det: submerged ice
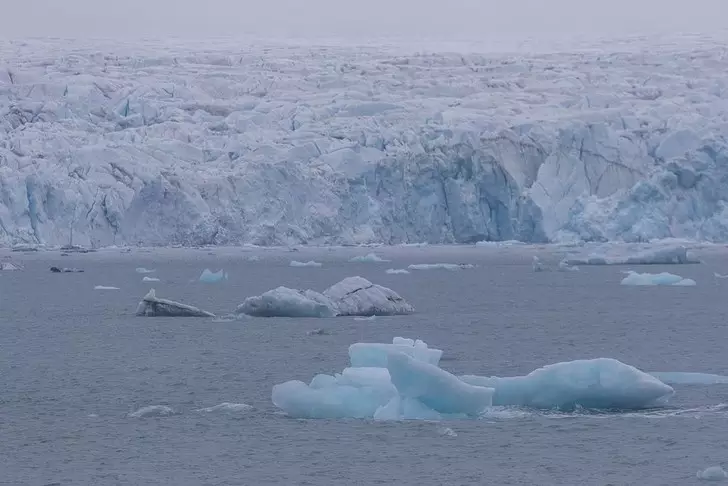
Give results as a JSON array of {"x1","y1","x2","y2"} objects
[{"x1": 272, "y1": 337, "x2": 675, "y2": 420}]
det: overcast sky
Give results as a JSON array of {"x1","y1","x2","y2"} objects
[{"x1": 2, "y1": 0, "x2": 727, "y2": 41}]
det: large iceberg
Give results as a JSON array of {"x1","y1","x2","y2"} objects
[
  {"x1": 3, "y1": 37, "x2": 728, "y2": 247},
  {"x1": 562, "y1": 245, "x2": 699, "y2": 266},
  {"x1": 136, "y1": 289, "x2": 215, "y2": 317},
  {"x1": 237, "y1": 276, "x2": 414, "y2": 318},
  {"x1": 271, "y1": 337, "x2": 675, "y2": 419}
]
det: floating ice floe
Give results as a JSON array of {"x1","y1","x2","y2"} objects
[
  {"x1": 94, "y1": 285, "x2": 120, "y2": 290},
  {"x1": 408, "y1": 263, "x2": 475, "y2": 271},
  {"x1": 136, "y1": 289, "x2": 215, "y2": 317},
  {"x1": 714, "y1": 272, "x2": 728, "y2": 279},
  {"x1": 236, "y1": 276, "x2": 414, "y2": 318},
  {"x1": 350, "y1": 253, "x2": 389, "y2": 263},
  {"x1": 620, "y1": 271, "x2": 696, "y2": 286},
  {"x1": 50, "y1": 266, "x2": 83, "y2": 273},
  {"x1": 1, "y1": 262, "x2": 23, "y2": 271},
  {"x1": 532, "y1": 256, "x2": 545, "y2": 272},
  {"x1": 697, "y1": 466, "x2": 728, "y2": 481},
  {"x1": 199, "y1": 268, "x2": 228, "y2": 283},
  {"x1": 135, "y1": 267, "x2": 156, "y2": 274},
  {"x1": 128, "y1": 405, "x2": 176, "y2": 418},
  {"x1": 558, "y1": 260, "x2": 579, "y2": 272},
  {"x1": 194, "y1": 403, "x2": 253, "y2": 413},
  {"x1": 562, "y1": 246, "x2": 698, "y2": 266},
  {"x1": 142, "y1": 276, "x2": 160, "y2": 282},
  {"x1": 271, "y1": 337, "x2": 675, "y2": 420},
  {"x1": 290, "y1": 260, "x2": 323, "y2": 268},
  {"x1": 385, "y1": 268, "x2": 410, "y2": 274}
]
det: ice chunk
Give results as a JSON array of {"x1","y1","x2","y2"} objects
[
  {"x1": 323, "y1": 276, "x2": 414, "y2": 316},
  {"x1": 349, "y1": 337, "x2": 443, "y2": 368},
  {"x1": 142, "y1": 276, "x2": 160, "y2": 282},
  {"x1": 558, "y1": 260, "x2": 579, "y2": 272},
  {"x1": 290, "y1": 260, "x2": 323, "y2": 268},
  {"x1": 136, "y1": 289, "x2": 215, "y2": 317},
  {"x1": 386, "y1": 352, "x2": 493, "y2": 416},
  {"x1": 408, "y1": 263, "x2": 475, "y2": 271},
  {"x1": 620, "y1": 271, "x2": 696, "y2": 286},
  {"x1": 50, "y1": 266, "x2": 83, "y2": 273},
  {"x1": 563, "y1": 246, "x2": 698, "y2": 266},
  {"x1": 697, "y1": 467, "x2": 728, "y2": 481},
  {"x1": 128, "y1": 405, "x2": 176, "y2": 418},
  {"x1": 714, "y1": 272, "x2": 728, "y2": 279},
  {"x1": 649, "y1": 372, "x2": 728, "y2": 385},
  {"x1": 1, "y1": 262, "x2": 23, "y2": 271},
  {"x1": 460, "y1": 358, "x2": 674, "y2": 410},
  {"x1": 532, "y1": 256, "x2": 545, "y2": 272},
  {"x1": 349, "y1": 253, "x2": 389, "y2": 263},
  {"x1": 199, "y1": 269, "x2": 228, "y2": 283},
  {"x1": 385, "y1": 268, "x2": 410, "y2": 274},
  {"x1": 195, "y1": 403, "x2": 253, "y2": 413},
  {"x1": 236, "y1": 286, "x2": 337, "y2": 318},
  {"x1": 94, "y1": 285, "x2": 120, "y2": 290},
  {"x1": 136, "y1": 267, "x2": 156, "y2": 274}
]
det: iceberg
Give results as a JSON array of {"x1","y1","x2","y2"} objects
[
  {"x1": 236, "y1": 287, "x2": 337, "y2": 318},
  {"x1": 408, "y1": 263, "x2": 475, "y2": 271},
  {"x1": 1, "y1": 262, "x2": 23, "y2": 270},
  {"x1": 697, "y1": 467, "x2": 728, "y2": 481},
  {"x1": 385, "y1": 268, "x2": 410, "y2": 274},
  {"x1": 322, "y1": 276, "x2": 414, "y2": 316},
  {"x1": 199, "y1": 269, "x2": 227, "y2": 283},
  {"x1": 290, "y1": 260, "x2": 322, "y2": 268},
  {"x1": 620, "y1": 271, "x2": 696, "y2": 286},
  {"x1": 142, "y1": 276, "x2": 160, "y2": 282},
  {"x1": 349, "y1": 253, "x2": 389, "y2": 263},
  {"x1": 272, "y1": 337, "x2": 675, "y2": 419},
  {"x1": 136, "y1": 289, "x2": 215, "y2": 317},
  {"x1": 237, "y1": 277, "x2": 414, "y2": 317},
  {"x1": 94, "y1": 285, "x2": 120, "y2": 290},
  {"x1": 135, "y1": 267, "x2": 156, "y2": 274},
  {"x1": 562, "y1": 246, "x2": 698, "y2": 266}
]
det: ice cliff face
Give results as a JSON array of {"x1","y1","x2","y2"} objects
[{"x1": 1, "y1": 35, "x2": 727, "y2": 247}]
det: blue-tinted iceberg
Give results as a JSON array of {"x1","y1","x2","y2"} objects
[
  {"x1": 272, "y1": 338, "x2": 675, "y2": 420},
  {"x1": 236, "y1": 287, "x2": 337, "y2": 318},
  {"x1": 620, "y1": 271, "x2": 696, "y2": 286}
]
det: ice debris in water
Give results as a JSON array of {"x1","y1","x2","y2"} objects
[
  {"x1": 562, "y1": 246, "x2": 698, "y2": 266},
  {"x1": 243, "y1": 255, "x2": 261, "y2": 262},
  {"x1": 649, "y1": 372, "x2": 728, "y2": 385},
  {"x1": 532, "y1": 256, "x2": 545, "y2": 272},
  {"x1": 354, "y1": 315, "x2": 377, "y2": 321},
  {"x1": 0, "y1": 262, "x2": 23, "y2": 271},
  {"x1": 135, "y1": 267, "x2": 156, "y2": 274},
  {"x1": 349, "y1": 253, "x2": 389, "y2": 263},
  {"x1": 136, "y1": 289, "x2": 215, "y2": 318},
  {"x1": 128, "y1": 405, "x2": 176, "y2": 418},
  {"x1": 290, "y1": 260, "x2": 323, "y2": 268},
  {"x1": 195, "y1": 403, "x2": 253, "y2": 413},
  {"x1": 437, "y1": 427, "x2": 457, "y2": 437},
  {"x1": 407, "y1": 263, "x2": 475, "y2": 271},
  {"x1": 237, "y1": 276, "x2": 414, "y2": 318},
  {"x1": 386, "y1": 268, "x2": 410, "y2": 274},
  {"x1": 307, "y1": 328, "x2": 331, "y2": 336},
  {"x1": 697, "y1": 466, "x2": 728, "y2": 481},
  {"x1": 94, "y1": 285, "x2": 120, "y2": 290},
  {"x1": 620, "y1": 271, "x2": 696, "y2": 286},
  {"x1": 272, "y1": 337, "x2": 674, "y2": 419},
  {"x1": 558, "y1": 260, "x2": 579, "y2": 272},
  {"x1": 199, "y1": 268, "x2": 228, "y2": 283},
  {"x1": 142, "y1": 276, "x2": 160, "y2": 282},
  {"x1": 714, "y1": 272, "x2": 728, "y2": 279},
  {"x1": 50, "y1": 266, "x2": 83, "y2": 273}
]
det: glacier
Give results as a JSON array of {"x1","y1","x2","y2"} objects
[
  {"x1": 3, "y1": 35, "x2": 728, "y2": 247},
  {"x1": 272, "y1": 337, "x2": 676, "y2": 420}
]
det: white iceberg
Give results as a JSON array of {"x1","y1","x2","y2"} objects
[
  {"x1": 290, "y1": 260, "x2": 323, "y2": 268},
  {"x1": 322, "y1": 276, "x2": 414, "y2": 316},
  {"x1": 620, "y1": 271, "x2": 696, "y2": 286},
  {"x1": 236, "y1": 287, "x2": 338, "y2": 318},
  {"x1": 532, "y1": 256, "x2": 545, "y2": 272},
  {"x1": 272, "y1": 337, "x2": 674, "y2": 419},
  {"x1": 385, "y1": 268, "x2": 410, "y2": 275},
  {"x1": 697, "y1": 467, "x2": 728, "y2": 481},
  {"x1": 142, "y1": 276, "x2": 160, "y2": 282},
  {"x1": 135, "y1": 267, "x2": 156, "y2": 274},
  {"x1": 136, "y1": 289, "x2": 215, "y2": 317},
  {"x1": 408, "y1": 263, "x2": 475, "y2": 271},
  {"x1": 563, "y1": 246, "x2": 698, "y2": 266},
  {"x1": 349, "y1": 253, "x2": 389, "y2": 263},
  {"x1": 0, "y1": 262, "x2": 23, "y2": 271},
  {"x1": 199, "y1": 269, "x2": 228, "y2": 283},
  {"x1": 94, "y1": 285, "x2": 120, "y2": 290}
]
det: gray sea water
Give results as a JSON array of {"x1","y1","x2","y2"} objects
[{"x1": 2, "y1": 244, "x2": 728, "y2": 486}]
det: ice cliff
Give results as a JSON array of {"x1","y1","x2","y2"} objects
[{"x1": 2, "y1": 36, "x2": 728, "y2": 247}]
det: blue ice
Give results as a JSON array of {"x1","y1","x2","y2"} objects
[
  {"x1": 620, "y1": 270, "x2": 696, "y2": 286},
  {"x1": 199, "y1": 268, "x2": 228, "y2": 283}
]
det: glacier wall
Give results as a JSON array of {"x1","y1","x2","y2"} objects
[{"x1": 1, "y1": 36, "x2": 727, "y2": 247}]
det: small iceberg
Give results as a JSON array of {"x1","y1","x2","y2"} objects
[
  {"x1": 385, "y1": 268, "x2": 409, "y2": 275},
  {"x1": 558, "y1": 260, "x2": 579, "y2": 272},
  {"x1": 195, "y1": 402, "x2": 253, "y2": 413},
  {"x1": 50, "y1": 266, "x2": 83, "y2": 273},
  {"x1": 236, "y1": 276, "x2": 414, "y2": 318},
  {"x1": 94, "y1": 285, "x2": 120, "y2": 290},
  {"x1": 349, "y1": 253, "x2": 389, "y2": 263},
  {"x1": 714, "y1": 272, "x2": 728, "y2": 279},
  {"x1": 236, "y1": 287, "x2": 338, "y2": 318},
  {"x1": 532, "y1": 256, "x2": 545, "y2": 272},
  {"x1": 563, "y1": 245, "x2": 699, "y2": 266},
  {"x1": 128, "y1": 405, "x2": 176, "y2": 418},
  {"x1": 697, "y1": 466, "x2": 728, "y2": 481},
  {"x1": 135, "y1": 267, "x2": 156, "y2": 274},
  {"x1": 620, "y1": 271, "x2": 696, "y2": 286},
  {"x1": 408, "y1": 263, "x2": 475, "y2": 271},
  {"x1": 136, "y1": 289, "x2": 215, "y2": 318},
  {"x1": 199, "y1": 268, "x2": 228, "y2": 283},
  {"x1": 1, "y1": 262, "x2": 23, "y2": 271},
  {"x1": 142, "y1": 276, "x2": 160, "y2": 282},
  {"x1": 290, "y1": 260, "x2": 323, "y2": 268}
]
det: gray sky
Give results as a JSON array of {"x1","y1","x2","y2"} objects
[{"x1": 2, "y1": 0, "x2": 727, "y2": 41}]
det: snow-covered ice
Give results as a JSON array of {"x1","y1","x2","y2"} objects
[
  {"x1": 199, "y1": 269, "x2": 227, "y2": 283},
  {"x1": 385, "y1": 268, "x2": 410, "y2": 274},
  {"x1": 290, "y1": 260, "x2": 323, "y2": 268},
  {"x1": 142, "y1": 276, "x2": 160, "y2": 282},
  {"x1": 236, "y1": 287, "x2": 338, "y2": 318},
  {"x1": 408, "y1": 263, "x2": 475, "y2": 271},
  {"x1": 136, "y1": 289, "x2": 215, "y2": 317},
  {"x1": 237, "y1": 277, "x2": 414, "y2": 317},
  {"x1": 562, "y1": 246, "x2": 699, "y2": 266},
  {"x1": 5, "y1": 36, "x2": 728, "y2": 247},
  {"x1": 349, "y1": 254, "x2": 389, "y2": 263},
  {"x1": 272, "y1": 337, "x2": 675, "y2": 419},
  {"x1": 620, "y1": 271, "x2": 696, "y2": 286},
  {"x1": 697, "y1": 467, "x2": 728, "y2": 481}
]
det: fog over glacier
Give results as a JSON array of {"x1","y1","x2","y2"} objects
[{"x1": 1, "y1": 1, "x2": 728, "y2": 247}]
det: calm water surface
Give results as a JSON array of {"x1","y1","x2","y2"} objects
[{"x1": 2, "y1": 245, "x2": 728, "y2": 486}]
